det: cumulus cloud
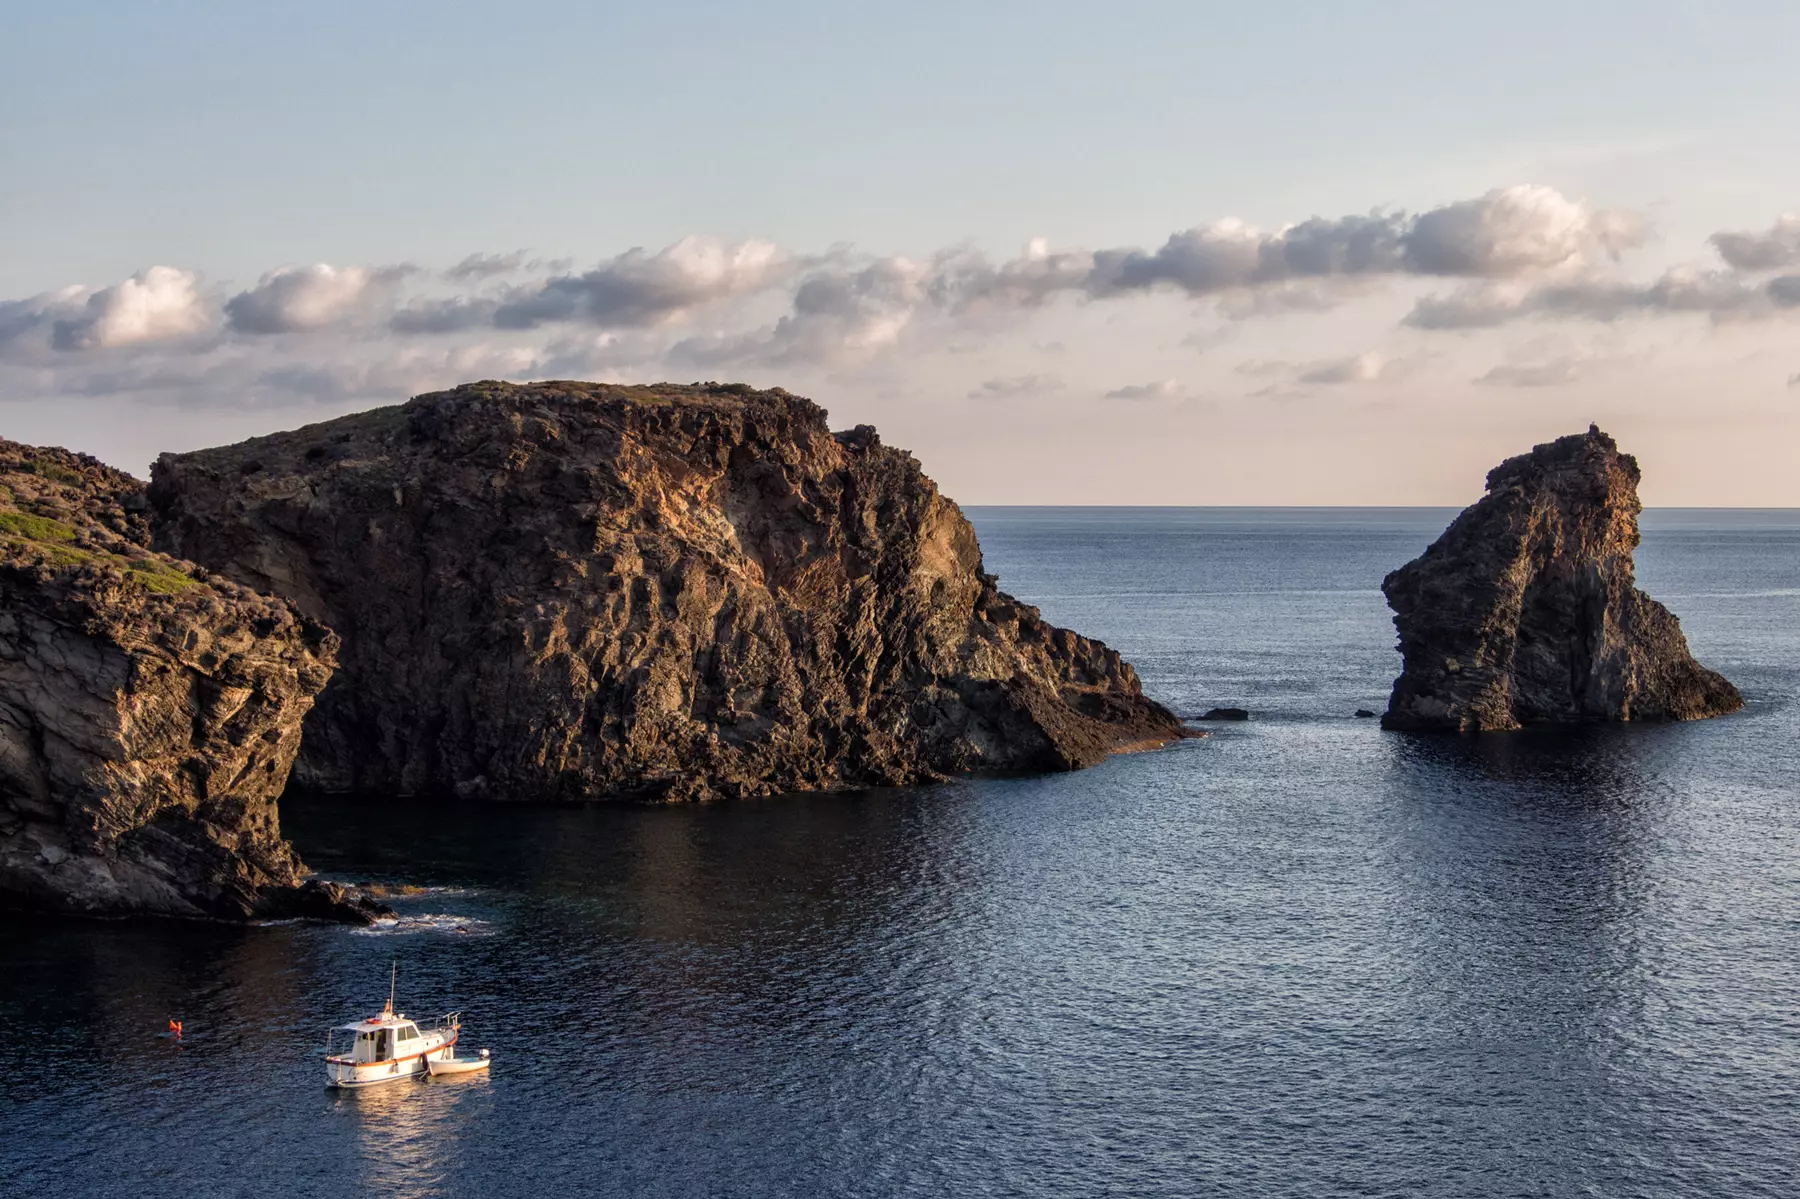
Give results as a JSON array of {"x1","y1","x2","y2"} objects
[
  {"x1": 0, "y1": 270, "x2": 213, "y2": 357},
  {"x1": 1103, "y1": 378, "x2": 1183, "y2": 400},
  {"x1": 52, "y1": 267, "x2": 211, "y2": 350},
  {"x1": 968, "y1": 373, "x2": 1064, "y2": 399},
  {"x1": 672, "y1": 257, "x2": 928, "y2": 367},
  {"x1": 1710, "y1": 215, "x2": 1800, "y2": 271},
  {"x1": 1401, "y1": 185, "x2": 1646, "y2": 276},
  {"x1": 492, "y1": 236, "x2": 788, "y2": 330},
  {"x1": 225, "y1": 264, "x2": 413, "y2": 334},
  {"x1": 1007, "y1": 185, "x2": 1645, "y2": 309}
]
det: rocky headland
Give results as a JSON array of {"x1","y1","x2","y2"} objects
[
  {"x1": 149, "y1": 381, "x2": 1187, "y2": 803},
  {"x1": 0, "y1": 439, "x2": 383, "y2": 921},
  {"x1": 1382, "y1": 426, "x2": 1742, "y2": 731}
]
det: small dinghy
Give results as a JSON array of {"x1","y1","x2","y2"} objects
[{"x1": 427, "y1": 1048, "x2": 492, "y2": 1078}]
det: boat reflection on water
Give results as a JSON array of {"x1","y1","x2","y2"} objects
[{"x1": 334, "y1": 1062, "x2": 492, "y2": 1198}]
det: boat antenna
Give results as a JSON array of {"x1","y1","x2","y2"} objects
[{"x1": 388, "y1": 959, "x2": 397, "y2": 1016}]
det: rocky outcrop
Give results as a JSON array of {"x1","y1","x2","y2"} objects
[
  {"x1": 1382, "y1": 426, "x2": 1741, "y2": 731},
  {"x1": 0, "y1": 439, "x2": 383, "y2": 921},
  {"x1": 149, "y1": 381, "x2": 1186, "y2": 802}
]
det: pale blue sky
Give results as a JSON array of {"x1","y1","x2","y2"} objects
[{"x1": 4, "y1": 1, "x2": 1799, "y2": 502}]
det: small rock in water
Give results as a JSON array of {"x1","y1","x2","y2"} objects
[
  {"x1": 1199, "y1": 707, "x2": 1250, "y2": 721},
  {"x1": 1354, "y1": 709, "x2": 1377, "y2": 718}
]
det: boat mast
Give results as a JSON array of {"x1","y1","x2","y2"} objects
[{"x1": 388, "y1": 960, "x2": 396, "y2": 1016}]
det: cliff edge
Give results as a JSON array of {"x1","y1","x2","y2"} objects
[
  {"x1": 0, "y1": 439, "x2": 382, "y2": 921},
  {"x1": 149, "y1": 381, "x2": 1187, "y2": 801},
  {"x1": 1382, "y1": 426, "x2": 1741, "y2": 731}
]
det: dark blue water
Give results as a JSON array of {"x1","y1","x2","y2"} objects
[{"x1": 4, "y1": 508, "x2": 1798, "y2": 1199}]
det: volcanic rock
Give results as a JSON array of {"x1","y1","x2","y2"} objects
[
  {"x1": 1381, "y1": 426, "x2": 1741, "y2": 731},
  {"x1": 0, "y1": 439, "x2": 382, "y2": 921},
  {"x1": 148, "y1": 381, "x2": 1186, "y2": 802}
]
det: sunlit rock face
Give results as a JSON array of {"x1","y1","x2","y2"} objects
[
  {"x1": 149, "y1": 381, "x2": 1186, "y2": 802},
  {"x1": 0, "y1": 439, "x2": 376, "y2": 922},
  {"x1": 1382, "y1": 425, "x2": 1742, "y2": 732}
]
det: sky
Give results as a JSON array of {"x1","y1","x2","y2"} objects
[{"x1": 4, "y1": 0, "x2": 1799, "y2": 505}]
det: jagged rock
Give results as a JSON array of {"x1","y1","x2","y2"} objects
[
  {"x1": 1353, "y1": 709, "x2": 1377, "y2": 719},
  {"x1": 149, "y1": 381, "x2": 1187, "y2": 802},
  {"x1": 1382, "y1": 426, "x2": 1742, "y2": 731},
  {"x1": 1198, "y1": 708, "x2": 1250, "y2": 721},
  {"x1": 0, "y1": 439, "x2": 384, "y2": 922}
]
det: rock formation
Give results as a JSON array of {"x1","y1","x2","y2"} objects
[
  {"x1": 0, "y1": 439, "x2": 383, "y2": 921},
  {"x1": 149, "y1": 381, "x2": 1186, "y2": 802},
  {"x1": 1382, "y1": 426, "x2": 1741, "y2": 731}
]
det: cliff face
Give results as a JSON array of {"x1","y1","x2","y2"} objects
[
  {"x1": 1382, "y1": 426, "x2": 1742, "y2": 731},
  {"x1": 149, "y1": 381, "x2": 1185, "y2": 802},
  {"x1": 0, "y1": 439, "x2": 379, "y2": 921}
]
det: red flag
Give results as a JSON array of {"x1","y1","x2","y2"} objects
[{"x1": 168, "y1": 1019, "x2": 182, "y2": 1039}]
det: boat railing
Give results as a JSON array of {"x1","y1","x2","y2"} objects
[{"x1": 425, "y1": 1011, "x2": 461, "y2": 1033}]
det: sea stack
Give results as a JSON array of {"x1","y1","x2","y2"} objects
[
  {"x1": 148, "y1": 381, "x2": 1186, "y2": 801},
  {"x1": 0, "y1": 439, "x2": 380, "y2": 921},
  {"x1": 1382, "y1": 425, "x2": 1741, "y2": 731}
]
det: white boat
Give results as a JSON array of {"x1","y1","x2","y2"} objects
[
  {"x1": 426, "y1": 1048, "x2": 492, "y2": 1078},
  {"x1": 323, "y1": 968, "x2": 474, "y2": 1089}
]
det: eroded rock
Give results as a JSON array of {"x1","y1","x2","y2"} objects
[
  {"x1": 149, "y1": 381, "x2": 1187, "y2": 801},
  {"x1": 1382, "y1": 426, "x2": 1742, "y2": 731},
  {"x1": 0, "y1": 439, "x2": 382, "y2": 921}
]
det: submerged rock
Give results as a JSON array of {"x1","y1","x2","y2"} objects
[
  {"x1": 1382, "y1": 426, "x2": 1741, "y2": 731},
  {"x1": 1198, "y1": 708, "x2": 1250, "y2": 721},
  {"x1": 0, "y1": 439, "x2": 382, "y2": 922},
  {"x1": 149, "y1": 381, "x2": 1187, "y2": 802}
]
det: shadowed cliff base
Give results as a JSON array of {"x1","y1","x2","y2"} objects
[
  {"x1": 149, "y1": 381, "x2": 1189, "y2": 803},
  {"x1": 1382, "y1": 425, "x2": 1742, "y2": 732},
  {"x1": 0, "y1": 438, "x2": 386, "y2": 922}
]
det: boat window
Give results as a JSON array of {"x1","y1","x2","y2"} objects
[
  {"x1": 375, "y1": 1029, "x2": 391, "y2": 1060},
  {"x1": 398, "y1": 1025, "x2": 418, "y2": 1041}
]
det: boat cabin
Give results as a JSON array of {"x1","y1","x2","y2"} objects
[{"x1": 330, "y1": 1014, "x2": 429, "y2": 1064}]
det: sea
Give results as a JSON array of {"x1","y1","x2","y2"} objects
[{"x1": 3, "y1": 507, "x2": 1798, "y2": 1199}]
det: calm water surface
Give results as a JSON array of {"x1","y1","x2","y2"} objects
[{"x1": 4, "y1": 508, "x2": 1798, "y2": 1198}]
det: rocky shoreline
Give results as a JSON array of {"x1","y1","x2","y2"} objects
[
  {"x1": 0, "y1": 439, "x2": 384, "y2": 923},
  {"x1": 4, "y1": 382, "x2": 1189, "y2": 920}
]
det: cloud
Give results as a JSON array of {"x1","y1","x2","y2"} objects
[
  {"x1": 389, "y1": 296, "x2": 500, "y2": 334},
  {"x1": 1, "y1": 270, "x2": 213, "y2": 358},
  {"x1": 1102, "y1": 378, "x2": 1183, "y2": 400},
  {"x1": 443, "y1": 251, "x2": 529, "y2": 281},
  {"x1": 671, "y1": 257, "x2": 928, "y2": 367},
  {"x1": 1788, "y1": 371, "x2": 1800, "y2": 388},
  {"x1": 1710, "y1": 215, "x2": 1800, "y2": 271},
  {"x1": 492, "y1": 236, "x2": 788, "y2": 330},
  {"x1": 51, "y1": 267, "x2": 212, "y2": 350},
  {"x1": 1474, "y1": 358, "x2": 1586, "y2": 387},
  {"x1": 1400, "y1": 185, "x2": 1646, "y2": 276},
  {"x1": 968, "y1": 373, "x2": 1064, "y2": 399},
  {"x1": 1295, "y1": 351, "x2": 1402, "y2": 385},
  {"x1": 1021, "y1": 185, "x2": 1643, "y2": 310},
  {"x1": 225, "y1": 264, "x2": 413, "y2": 334},
  {"x1": 1406, "y1": 268, "x2": 1783, "y2": 330}
]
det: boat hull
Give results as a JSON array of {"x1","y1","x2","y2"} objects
[
  {"x1": 425, "y1": 1056, "x2": 490, "y2": 1078},
  {"x1": 325, "y1": 1033, "x2": 457, "y2": 1089}
]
